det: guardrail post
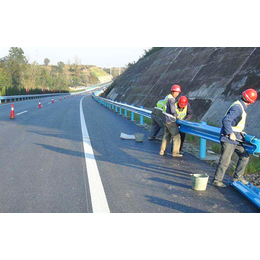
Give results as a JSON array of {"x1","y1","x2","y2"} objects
[
  {"x1": 124, "y1": 103, "x2": 128, "y2": 117},
  {"x1": 131, "y1": 104, "x2": 134, "y2": 122},
  {"x1": 119, "y1": 102, "x2": 122, "y2": 115},
  {"x1": 115, "y1": 101, "x2": 118, "y2": 113},
  {"x1": 140, "y1": 106, "x2": 144, "y2": 125},
  {"x1": 200, "y1": 122, "x2": 207, "y2": 159}
]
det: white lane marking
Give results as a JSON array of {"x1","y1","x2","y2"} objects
[
  {"x1": 80, "y1": 96, "x2": 110, "y2": 213},
  {"x1": 16, "y1": 111, "x2": 28, "y2": 116}
]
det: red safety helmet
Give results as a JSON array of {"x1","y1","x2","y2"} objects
[
  {"x1": 242, "y1": 88, "x2": 258, "y2": 104},
  {"x1": 178, "y1": 96, "x2": 188, "y2": 108},
  {"x1": 171, "y1": 85, "x2": 182, "y2": 93}
]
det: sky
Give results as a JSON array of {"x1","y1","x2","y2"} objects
[{"x1": 0, "y1": 47, "x2": 151, "y2": 67}]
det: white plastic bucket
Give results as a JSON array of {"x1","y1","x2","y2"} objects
[{"x1": 191, "y1": 174, "x2": 209, "y2": 191}]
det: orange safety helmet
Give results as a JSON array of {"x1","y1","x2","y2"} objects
[
  {"x1": 178, "y1": 96, "x2": 188, "y2": 108},
  {"x1": 171, "y1": 85, "x2": 182, "y2": 93},
  {"x1": 242, "y1": 88, "x2": 258, "y2": 104}
]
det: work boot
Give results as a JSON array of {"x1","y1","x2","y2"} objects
[
  {"x1": 172, "y1": 153, "x2": 183, "y2": 158},
  {"x1": 212, "y1": 180, "x2": 226, "y2": 188},
  {"x1": 148, "y1": 137, "x2": 155, "y2": 141},
  {"x1": 159, "y1": 150, "x2": 165, "y2": 156},
  {"x1": 233, "y1": 176, "x2": 249, "y2": 185}
]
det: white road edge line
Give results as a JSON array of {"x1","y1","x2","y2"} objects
[
  {"x1": 80, "y1": 96, "x2": 110, "y2": 213},
  {"x1": 16, "y1": 111, "x2": 28, "y2": 116}
]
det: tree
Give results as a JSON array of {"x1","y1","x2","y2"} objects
[
  {"x1": 0, "y1": 67, "x2": 12, "y2": 96},
  {"x1": 44, "y1": 58, "x2": 50, "y2": 66},
  {"x1": 2, "y1": 47, "x2": 28, "y2": 89},
  {"x1": 57, "y1": 61, "x2": 65, "y2": 73},
  {"x1": 72, "y1": 76, "x2": 79, "y2": 87},
  {"x1": 7, "y1": 47, "x2": 28, "y2": 64}
]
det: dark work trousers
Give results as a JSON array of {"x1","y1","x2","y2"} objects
[
  {"x1": 213, "y1": 142, "x2": 249, "y2": 182},
  {"x1": 180, "y1": 132, "x2": 186, "y2": 151},
  {"x1": 149, "y1": 112, "x2": 164, "y2": 140}
]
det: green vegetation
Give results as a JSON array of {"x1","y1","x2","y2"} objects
[
  {"x1": 90, "y1": 67, "x2": 108, "y2": 78},
  {"x1": 209, "y1": 141, "x2": 221, "y2": 154},
  {"x1": 142, "y1": 47, "x2": 164, "y2": 59},
  {"x1": 132, "y1": 113, "x2": 152, "y2": 125},
  {"x1": 0, "y1": 47, "x2": 108, "y2": 96},
  {"x1": 186, "y1": 134, "x2": 200, "y2": 145},
  {"x1": 227, "y1": 154, "x2": 260, "y2": 175},
  {"x1": 245, "y1": 156, "x2": 260, "y2": 174}
]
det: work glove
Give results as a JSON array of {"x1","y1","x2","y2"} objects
[{"x1": 229, "y1": 133, "x2": 237, "y2": 141}]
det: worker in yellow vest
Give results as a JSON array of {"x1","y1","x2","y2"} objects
[
  {"x1": 212, "y1": 88, "x2": 258, "y2": 188},
  {"x1": 159, "y1": 85, "x2": 183, "y2": 157},
  {"x1": 173, "y1": 96, "x2": 192, "y2": 153},
  {"x1": 148, "y1": 96, "x2": 169, "y2": 141}
]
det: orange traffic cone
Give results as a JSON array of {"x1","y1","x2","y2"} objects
[
  {"x1": 10, "y1": 104, "x2": 15, "y2": 119},
  {"x1": 52, "y1": 98, "x2": 54, "y2": 104},
  {"x1": 38, "y1": 101, "x2": 42, "y2": 109}
]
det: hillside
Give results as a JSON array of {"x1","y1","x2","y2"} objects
[
  {"x1": 104, "y1": 47, "x2": 260, "y2": 136},
  {"x1": 42, "y1": 64, "x2": 112, "y2": 87}
]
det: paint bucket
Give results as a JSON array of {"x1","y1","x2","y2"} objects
[
  {"x1": 191, "y1": 174, "x2": 209, "y2": 191},
  {"x1": 135, "y1": 133, "x2": 144, "y2": 142}
]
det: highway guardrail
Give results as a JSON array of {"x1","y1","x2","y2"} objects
[
  {"x1": 92, "y1": 89, "x2": 260, "y2": 210},
  {"x1": 92, "y1": 92, "x2": 260, "y2": 157}
]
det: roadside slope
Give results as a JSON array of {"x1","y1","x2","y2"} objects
[{"x1": 106, "y1": 47, "x2": 260, "y2": 135}]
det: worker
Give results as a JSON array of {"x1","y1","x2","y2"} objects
[
  {"x1": 212, "y1": 88, "x2": 258, "y2": 188},
  {"x1": 173, "y1": 96, "x2": 192, "y2": 153},
  {"x1": 148, "y1": 98, "x2": 167, "y2": 141},
  {"x1": 159, "y1": 84, "x2": 183, "y2": 157}
]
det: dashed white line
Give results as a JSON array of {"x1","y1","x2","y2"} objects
[
  {"x1": 16, "y1": 111, "x2": 28, "y2": 116},
  {"x1": 80, "y1": 96, "x2": 110, "y2": 213}
]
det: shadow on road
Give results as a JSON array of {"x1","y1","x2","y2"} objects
[{"x1": 145, "y1": 196, "x2": 209, "y2": 213}]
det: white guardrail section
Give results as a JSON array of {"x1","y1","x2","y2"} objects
[
  {"x1": 0, "y1": 81, "x2": 113, "y2": 104},
  {"x1": 92, "y1": 94, "x2": 152, "y2": 125},
  {"x1": 0, "y1": 92, "x2": 68, "y2": 104}
]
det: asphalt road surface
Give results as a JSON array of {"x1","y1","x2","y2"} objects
[{"x1": 0, "y1": 92, "x2": 258, "y2": 213}]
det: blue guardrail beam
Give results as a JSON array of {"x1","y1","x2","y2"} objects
[{"x1": 231, "y1": 182, "x2": 260, "y2": 210}]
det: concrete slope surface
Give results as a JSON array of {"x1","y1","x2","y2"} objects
[
  {"x1": 0, "y1": 94, "x2": 258, "y2": 213},
  {"x1": 106, "y1": 47, "x2": 260, "y2": 136}
]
